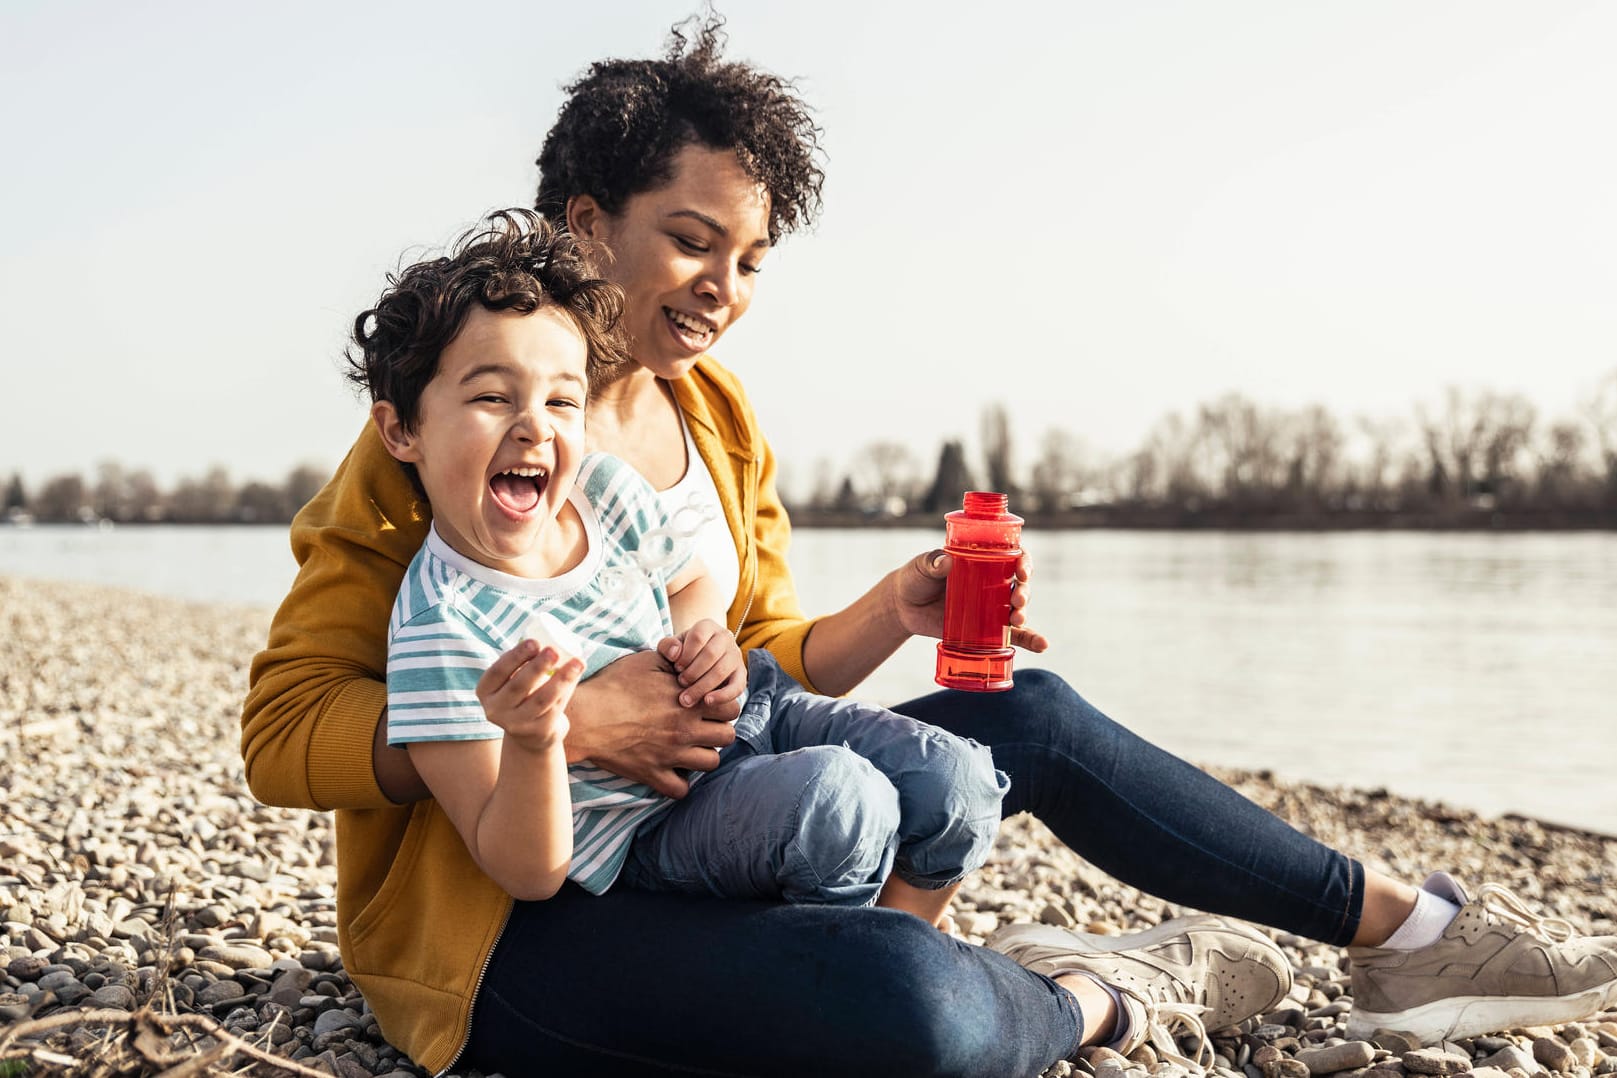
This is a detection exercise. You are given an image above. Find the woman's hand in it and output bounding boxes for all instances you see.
[562,649,740,799]
[893,549,1049,654]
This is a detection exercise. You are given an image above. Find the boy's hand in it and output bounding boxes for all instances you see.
[894,549,1049,653]
[477,640,585,751]
[658,619,748,709]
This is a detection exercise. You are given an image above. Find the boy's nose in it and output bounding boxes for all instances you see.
[511,410,552,444]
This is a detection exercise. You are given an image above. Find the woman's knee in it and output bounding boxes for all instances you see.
[781,746,900,903]
[981,668,1129,756]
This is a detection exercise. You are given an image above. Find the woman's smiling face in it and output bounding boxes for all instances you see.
[569,143,772,381]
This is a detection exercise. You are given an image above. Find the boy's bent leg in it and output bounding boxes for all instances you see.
[464,887,1082,1078]
[622,746,900,906]
[754,673,1010,894]
[892,669,1364,946]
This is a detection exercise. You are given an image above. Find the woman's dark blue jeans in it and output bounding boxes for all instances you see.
[464,669,1362,1077]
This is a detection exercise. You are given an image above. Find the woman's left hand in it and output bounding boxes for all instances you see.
[892,549,1049,653]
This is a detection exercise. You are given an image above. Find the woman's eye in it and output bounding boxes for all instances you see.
[673,235,708,254]
[740,262,762,277]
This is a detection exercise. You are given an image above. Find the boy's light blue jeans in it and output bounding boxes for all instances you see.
[620,650,1011,906]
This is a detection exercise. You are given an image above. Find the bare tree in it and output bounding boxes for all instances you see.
[855,440,920,511]
[1029,429,1086,513]
[1350,415,1413,509]
[236,481,289,523]
[1583,369,1617,502]
[1136,411,1203,504]
[980,403,1016,497]
[34,474,88,522]
[284,464,329,515]
[1536,420,1590,506]
[169,466,236,523]
[1478,392,1537,504]
[91,461,158,522]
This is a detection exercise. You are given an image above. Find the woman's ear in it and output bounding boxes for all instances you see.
[566,194,607,241]
[371,401,422,463]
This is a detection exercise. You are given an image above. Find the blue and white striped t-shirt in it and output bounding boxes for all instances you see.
[385,452,694,894]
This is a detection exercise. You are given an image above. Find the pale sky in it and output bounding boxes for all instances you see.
[2,1,1613,496]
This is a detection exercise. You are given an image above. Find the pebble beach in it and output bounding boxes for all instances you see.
[3,574,1616,1078]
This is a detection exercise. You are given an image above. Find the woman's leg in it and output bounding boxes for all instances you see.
[892,669,1365,946]
[463,887,1081,1078]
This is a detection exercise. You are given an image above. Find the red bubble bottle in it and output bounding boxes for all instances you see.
[934,491,1023,692]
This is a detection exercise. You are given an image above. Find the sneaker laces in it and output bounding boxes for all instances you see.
[1474,882,1575,943]
[1116,987,1215,1073]
[1137,997,1214,1072]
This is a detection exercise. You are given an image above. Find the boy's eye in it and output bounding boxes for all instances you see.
[472,393,508,405]
[547,398,581,410]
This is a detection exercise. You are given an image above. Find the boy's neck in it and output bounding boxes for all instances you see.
[431,499,590,582]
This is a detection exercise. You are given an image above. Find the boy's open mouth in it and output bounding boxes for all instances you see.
[490,466,548,515]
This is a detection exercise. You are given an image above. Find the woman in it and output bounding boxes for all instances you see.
[241,16,1617,1076]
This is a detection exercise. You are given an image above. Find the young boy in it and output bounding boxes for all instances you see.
[350,209,1008,925]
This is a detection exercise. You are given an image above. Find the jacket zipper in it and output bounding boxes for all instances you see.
[729,456,759,641]
[435,899,515,1078]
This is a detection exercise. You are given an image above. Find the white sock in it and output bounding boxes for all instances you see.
[1071,971,1132,1049]
[1381,886,1462,950]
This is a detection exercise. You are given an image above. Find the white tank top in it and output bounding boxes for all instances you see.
[654,411,741,616]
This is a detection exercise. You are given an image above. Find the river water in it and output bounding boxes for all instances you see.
[4,524,1614,834]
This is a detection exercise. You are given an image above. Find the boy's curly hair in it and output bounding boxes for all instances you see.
[347,209,630,432]
[535,11,825,244]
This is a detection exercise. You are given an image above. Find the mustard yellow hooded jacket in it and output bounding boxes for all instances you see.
[241,357,818,1073]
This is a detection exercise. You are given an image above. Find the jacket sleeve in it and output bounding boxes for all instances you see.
[240,424,430,810]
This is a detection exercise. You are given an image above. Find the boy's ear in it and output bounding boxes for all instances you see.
[371,401,422,464]
[566,194,607,241]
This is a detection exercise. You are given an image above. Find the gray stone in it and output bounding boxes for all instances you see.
[6,955,46,981]
[197,942,274,970]
[1401,1048,1471,1076]
[1535,1037,1578,1072]
[90,983,136,1009]
[1480,1045,1543,1075]
[53,981,91,1005]
[196,979,246,1006]
[269,965,315,1006]
[1372,1031,1423,1056]
[37,969,78,991]
[313,1007,365,1036]
[1296,1041,1378,1075]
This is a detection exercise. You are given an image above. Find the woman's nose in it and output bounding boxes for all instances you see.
[697,260,741,306]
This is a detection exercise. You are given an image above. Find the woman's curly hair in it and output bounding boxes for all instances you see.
[535,11,825,244]
[346,209,631,432]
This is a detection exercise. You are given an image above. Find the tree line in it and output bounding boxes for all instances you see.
[6,374,1616,528]
[3,463,329,525]
[793,374,1617,529]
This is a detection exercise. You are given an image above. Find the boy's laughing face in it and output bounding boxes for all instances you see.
[374,305,588,576]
